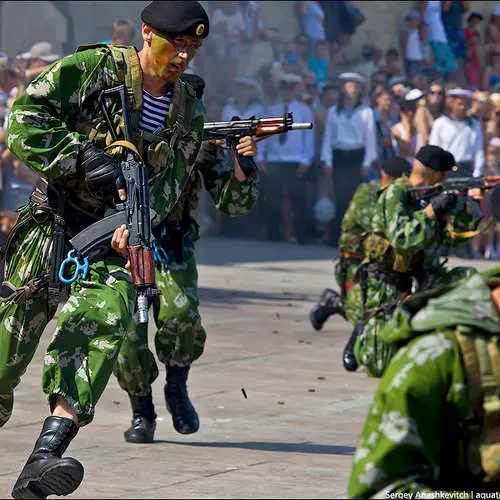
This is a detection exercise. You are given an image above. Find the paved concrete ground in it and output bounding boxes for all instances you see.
[0,238,496,498]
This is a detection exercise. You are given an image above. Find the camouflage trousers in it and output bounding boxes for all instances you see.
[0,210,138,427]
[334,259,363,325]
[113,244,206,396]
[354,265,477,377]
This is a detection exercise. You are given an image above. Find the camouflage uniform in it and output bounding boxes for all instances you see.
[335,180,379,325]
[0,45,258,426]
[356,179,479,377]
[348,269,500,498]
[113,142,256,395]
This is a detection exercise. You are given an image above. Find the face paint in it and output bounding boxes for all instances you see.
[150,33,201,81]
[150,33,178,79]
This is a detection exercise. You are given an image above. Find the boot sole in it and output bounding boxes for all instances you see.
[12,458,84,499]
[124,432,155,444]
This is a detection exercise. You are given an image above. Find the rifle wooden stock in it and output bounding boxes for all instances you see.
[128,246,155,287]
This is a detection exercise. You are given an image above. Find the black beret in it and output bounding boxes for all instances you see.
[415,145,457,172]
[380,156,412,178]
[141,1,209,39]
[490,185,500,221]
[181,73,205,99]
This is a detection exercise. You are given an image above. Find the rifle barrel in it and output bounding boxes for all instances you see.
[289,122,313,130]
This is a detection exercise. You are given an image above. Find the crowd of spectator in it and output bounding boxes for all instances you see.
[3,1,500,259]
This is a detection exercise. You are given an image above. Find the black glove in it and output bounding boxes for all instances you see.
[236,155,258,178]
[79,143,125,197]
[430,190,457,219]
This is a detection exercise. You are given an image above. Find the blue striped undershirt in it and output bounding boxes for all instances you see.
[138,89,172,133]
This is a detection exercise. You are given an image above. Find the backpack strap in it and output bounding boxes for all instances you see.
[455,326,500,482]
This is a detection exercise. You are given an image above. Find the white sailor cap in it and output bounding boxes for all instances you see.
[404,88,426,102]
[232,76,260,87]
[278,72,303,84]
[338,72,366,85]
[447,88,474,98]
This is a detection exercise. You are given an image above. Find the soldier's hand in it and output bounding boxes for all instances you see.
[236,136,257,157]
[427,190,458,219]
[468,187,484,200]
[111,224,131,269]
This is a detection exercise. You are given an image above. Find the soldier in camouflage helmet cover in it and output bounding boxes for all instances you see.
[353,145,482,378]
[2,1,259,497]
[348,184,500,499]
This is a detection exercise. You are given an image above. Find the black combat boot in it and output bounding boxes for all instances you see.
[309,288,345,331]
[124,393,157,444]
[164,365,199,434]
[12,416,84,499]
[343,322,363,372]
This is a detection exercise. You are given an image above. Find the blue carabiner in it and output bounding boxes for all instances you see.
[58,250,90,285]
[152,240,170,265]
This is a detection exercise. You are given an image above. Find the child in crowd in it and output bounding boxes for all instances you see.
[419,20,434,82]
[381,48,402,80]
[402,10,424,85]
[465,11,483,89]
[308,39,330,90]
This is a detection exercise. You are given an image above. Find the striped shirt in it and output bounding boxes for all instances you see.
[138,89,172,133]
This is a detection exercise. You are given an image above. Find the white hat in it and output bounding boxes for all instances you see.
[404,88,426,102]
[447,88,474,98]
[278,72,303,84]
[494,4,500,17]
[21,41,60,63]
[232,76,260,87]
[338,72,366,85]
[489,137,500,148]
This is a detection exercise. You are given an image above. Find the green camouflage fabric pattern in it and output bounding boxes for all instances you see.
[0,46,258,425]
[348,270,500,498]
[334,181,379,325]
[114,139,258,395]
[355,181,480,377]
[114,244,204,395]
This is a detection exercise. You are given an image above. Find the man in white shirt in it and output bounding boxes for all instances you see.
[429,88,484,177]
[258,72,315,242]
[221,77,265,122]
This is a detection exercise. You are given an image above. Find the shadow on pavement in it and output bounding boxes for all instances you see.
[196,237,337,266]
[153,440,354,455]
[199,287,311,307]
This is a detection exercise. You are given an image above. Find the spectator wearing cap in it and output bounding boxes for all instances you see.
[415,80,446,150]
[392,89,426,164]
[257,72,315,243]
[465,11,483,88]
[320,72,377,240]
[430,88,485,177]
[402,10,425,87]
[441,1,470,86]
[299,1,326,46]
[19,41,60,83]
[418,0,458,77]
[221,77,264,122]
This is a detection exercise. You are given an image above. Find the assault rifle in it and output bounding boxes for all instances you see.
[408,176,500,199]
[59,84,160,324]
[203,112,313,145]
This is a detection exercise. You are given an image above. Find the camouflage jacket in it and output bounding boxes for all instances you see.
[348,269,500,497]
[364,180,481,274]
[6,45,258,230]
[338,180,379,255]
